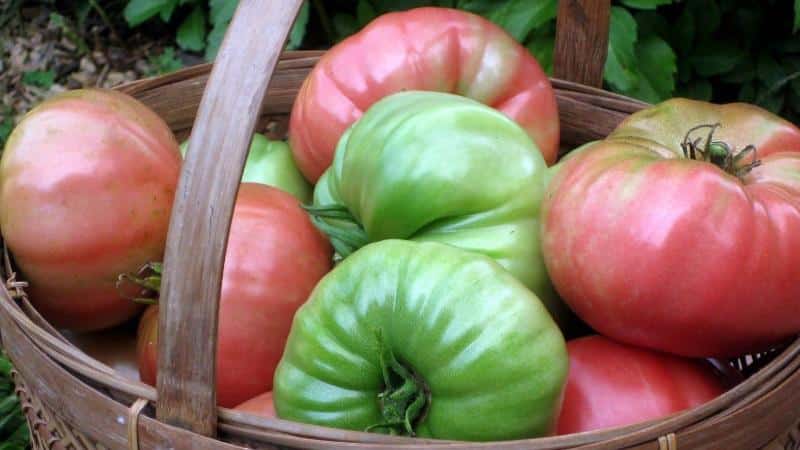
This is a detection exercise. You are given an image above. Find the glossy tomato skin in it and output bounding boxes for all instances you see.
[557,336,726,435]
[180,134,311,203]
[289,6,558,182]
[234,391,275,418]
[137,183,332,408]
[274,240,568,441]
[0,89,181,331]
[542,98,800,357]
[313,91,568,327]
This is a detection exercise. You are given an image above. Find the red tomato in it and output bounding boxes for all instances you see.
[0,89,181,331]
[557,335,727,435]
[234,391,275,418]
[289,6,559,182]
[542,99,800,357]
[137,183,332,408]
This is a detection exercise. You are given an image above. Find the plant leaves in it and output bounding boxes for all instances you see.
[176,5,206,52]
[690,40,745,77]
[739,81,756,103]
[720,59,756,84]
[634,11,669,40]
[22,70,55,89]
[209,0,236,25]
[333,13,359,41]
[356,0,377,27]
[123,0,171,27]
[287,0,310,50]
[205,21,226,60]
[688,0,720,39]
[485,0,557,43]
[620,0,673,9]
[677,79,713,101]
[795,0,800,33]
[604,6,639,92]
[758,53,788,87]
[626,34,676,103]
[527,34,555,75]
[159,0,180,22]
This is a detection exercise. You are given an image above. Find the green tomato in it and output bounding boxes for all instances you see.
[273,239,568,441]
[180,134,311,203]
[308,90,566,325]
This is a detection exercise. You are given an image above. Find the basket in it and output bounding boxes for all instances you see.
[2,1,800,449]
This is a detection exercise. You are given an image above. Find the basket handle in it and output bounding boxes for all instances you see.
[155,0,305,436]
[155,0,611,437]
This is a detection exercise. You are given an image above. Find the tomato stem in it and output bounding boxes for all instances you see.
[303,204,369,259]
[680,123,761,178]
[116,262,163,304]
[366,330,431,436]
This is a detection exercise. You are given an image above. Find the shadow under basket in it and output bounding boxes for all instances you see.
[0,50,799,450]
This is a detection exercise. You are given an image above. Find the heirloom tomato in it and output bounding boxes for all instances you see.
[542,98,800,357]
[234,391,275,418]
[273,239,568,442]
[0,89,181,331]
[289,6,559,182]
[557,336,726,434]
[136,183,331,408]
[309,90,566,325]
[180,133,311,203]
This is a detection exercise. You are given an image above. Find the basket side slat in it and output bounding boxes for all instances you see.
[155,0,304,437]
[553,0,611,87]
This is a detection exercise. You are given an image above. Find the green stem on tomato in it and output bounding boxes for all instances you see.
[116,262,163,304]
[366,330,430,436]
[303,203,369,258]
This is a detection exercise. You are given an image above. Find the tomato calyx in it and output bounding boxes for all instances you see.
[365,330,431,436]
[116,262,163,305]
[303,204,368,259]
[680,123,762,178]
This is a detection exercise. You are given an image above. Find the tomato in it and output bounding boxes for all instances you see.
[557,335,726,434]
[234,391,275,418]
[542,98,800,357]
[180,133,311,203]
[0,89,181,331]
[273,239,568,441]
[289,6,559,183]
[308,90,567,326]
[137,183,331,408]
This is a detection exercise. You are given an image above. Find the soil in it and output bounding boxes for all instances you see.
[0,3,203,142]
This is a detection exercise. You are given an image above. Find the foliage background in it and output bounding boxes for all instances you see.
[119,0,800,123]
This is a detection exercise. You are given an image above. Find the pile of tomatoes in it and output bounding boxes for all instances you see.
[2,6,799,443]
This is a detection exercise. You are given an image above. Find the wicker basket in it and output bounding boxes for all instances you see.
[2,1,800,449]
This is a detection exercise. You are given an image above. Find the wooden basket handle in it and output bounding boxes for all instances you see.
[155,0,611,437]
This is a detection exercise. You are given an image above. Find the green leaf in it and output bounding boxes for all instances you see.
[486,0,557,43]
[604,6,639,92]
[159,0,180,22]
[620,0,673,9]
[148,47,183,75]
[795,0,800,33]
[720,59,756,84]
[356,0,377,27]
[22,70,55,89]
[209,0,236,25]
[758,53,788,87]
[755,84,785,113]
[626,34,676,103]
[287,0,310,50]
[677,79,713,101]
[739,81,756,103]
[527,34,555,75]
[124,0,170,27]
[634,11,669,39]
[205,21,226,60]
[176,5,206,52]
[76,0,91,29]
[690,40,745,77]
[672,6,694,57]
[333,13,359,41]
[0,117,12,148]
[688,0,720,38]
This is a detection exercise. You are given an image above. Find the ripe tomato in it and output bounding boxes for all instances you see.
[0,89,181,331]
[557,335,727,435]
[289,6,559,182]
[137,183,332,408]
[543,99,800,357]
[234,391,275,418]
